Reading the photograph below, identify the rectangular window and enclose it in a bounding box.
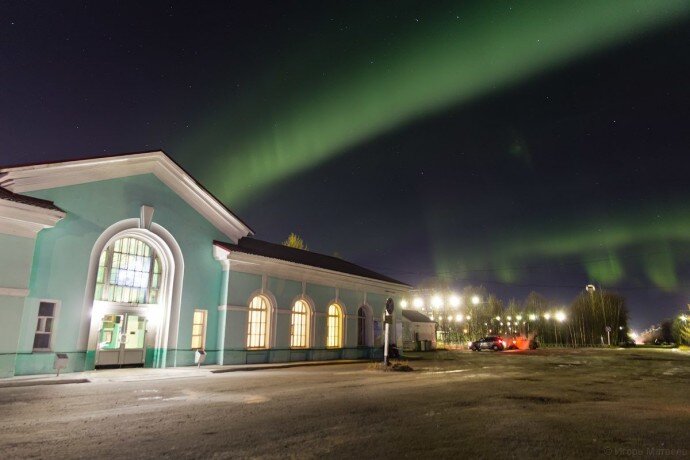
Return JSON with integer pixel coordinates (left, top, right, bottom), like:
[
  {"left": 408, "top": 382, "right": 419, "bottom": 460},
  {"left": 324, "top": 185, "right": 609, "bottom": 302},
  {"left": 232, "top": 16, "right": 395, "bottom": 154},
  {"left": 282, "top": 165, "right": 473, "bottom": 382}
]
[
  {"left": 191, "top": 309, "right": 207, "bottom": 350},
  {"left": 33, "top": 301, "right": 56, "bottom": 351}
]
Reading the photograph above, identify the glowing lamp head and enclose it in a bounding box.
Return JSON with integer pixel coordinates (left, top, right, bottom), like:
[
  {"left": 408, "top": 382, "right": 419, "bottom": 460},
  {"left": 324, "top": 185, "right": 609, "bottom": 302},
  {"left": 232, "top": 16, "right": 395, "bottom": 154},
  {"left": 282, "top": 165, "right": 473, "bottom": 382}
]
[
  {"left": 516, "top": 315, "right": 522, "bottom": 321},
  {"left": 471, "top": 295, "right": 480, "bottom": 305},
  {"left": 449, "top": 295, "right": 461, "bottom": 309},
  {"left": 495, "top": 316, "right": 501, "bottom": 321},
  {"left": 432, "top": 295, "right": 443, "bottom": 309},
  {"left": 466, "top": 315, "right": 471, "bottom": 320},
  {"left": 413, "top": 297, "right": 424, "bottom": 309},
  {"left": 529, "top": 314, "right": 537, "bottom": 321},
  {"left": 400, "top": 299, "right": 408, "bottom": 309},
  {"left": 555, "top": 311, "right": 566, "bottom": 322},
  {"left": 544, "top": 313, "right": 551, "bottom": 320}
]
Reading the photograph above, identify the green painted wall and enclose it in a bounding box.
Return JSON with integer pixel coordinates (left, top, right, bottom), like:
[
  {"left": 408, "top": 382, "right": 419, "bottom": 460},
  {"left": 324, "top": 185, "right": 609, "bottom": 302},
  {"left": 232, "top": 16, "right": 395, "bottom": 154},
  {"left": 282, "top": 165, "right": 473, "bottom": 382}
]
[
  {"left": 0, "top": 234, "right": 36, "bottom": 289},
  {"left": 267, "top": 276, "right": 302, "bottom": 308},
  {"left": 0, "top": 234, "right": 37, "bottom": 377},
  {"left": 220, "top": 271, "right": 407, "bottom": 354},
  {"left": 0, "top": 296, "right": 25, "bottom": 377},
  {"left": 14, "top": 174, "right": 229, "bottom": 375}
]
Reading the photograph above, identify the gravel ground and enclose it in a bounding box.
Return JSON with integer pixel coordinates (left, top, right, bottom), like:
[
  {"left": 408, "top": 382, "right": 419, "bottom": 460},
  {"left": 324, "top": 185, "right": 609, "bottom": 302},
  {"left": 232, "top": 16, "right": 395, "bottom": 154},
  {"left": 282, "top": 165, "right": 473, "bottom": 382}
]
[{"left": 1, "top": 348, "right": 688, "bottom": 459}]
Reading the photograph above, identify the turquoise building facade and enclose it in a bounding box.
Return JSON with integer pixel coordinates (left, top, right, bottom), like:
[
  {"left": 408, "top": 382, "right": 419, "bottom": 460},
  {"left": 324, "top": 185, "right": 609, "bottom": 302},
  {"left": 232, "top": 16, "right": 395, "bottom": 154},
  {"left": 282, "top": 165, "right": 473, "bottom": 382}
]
[{"left": 0, "top": 151, "right": 409, "bottom": 377}]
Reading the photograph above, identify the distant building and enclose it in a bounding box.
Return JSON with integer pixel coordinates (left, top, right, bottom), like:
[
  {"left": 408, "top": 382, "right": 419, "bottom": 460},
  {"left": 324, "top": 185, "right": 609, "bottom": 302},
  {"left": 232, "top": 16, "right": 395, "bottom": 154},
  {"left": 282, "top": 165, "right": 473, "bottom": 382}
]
[
  {"left": 401, "top": 309, "right": 436, "bottom": 351},
  {"left": 0, "top": 150, "right": 410, "bottom": 377}
]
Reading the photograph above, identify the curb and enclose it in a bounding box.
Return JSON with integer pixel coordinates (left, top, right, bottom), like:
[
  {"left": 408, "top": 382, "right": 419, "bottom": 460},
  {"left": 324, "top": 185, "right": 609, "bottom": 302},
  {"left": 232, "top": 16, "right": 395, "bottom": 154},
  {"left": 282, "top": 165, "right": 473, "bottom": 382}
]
[
  {"left": 211, "top": 359, "right": 367, "bottom": 373},
  {"left": 0, "top": 378, "right": 90, "bottom": 389}
]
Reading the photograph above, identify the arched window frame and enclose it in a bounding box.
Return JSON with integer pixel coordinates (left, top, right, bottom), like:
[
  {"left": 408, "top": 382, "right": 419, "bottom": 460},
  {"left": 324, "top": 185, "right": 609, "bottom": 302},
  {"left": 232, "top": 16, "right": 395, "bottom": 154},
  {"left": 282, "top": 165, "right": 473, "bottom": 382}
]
[
  {"left": 326, "top": 304, "right": 344, "bottom": 348},
  {"left": 290, "top": 299, "right": 311, "bottom": 348},
  {"left": 357, "top": 306, "right": 367, "bottom": 347},
  {"left": 94, "top": 236, "right": 162, "bottom": 305},
  {"left": 247, "top": 295, "right": 271, "bottom": 349}
]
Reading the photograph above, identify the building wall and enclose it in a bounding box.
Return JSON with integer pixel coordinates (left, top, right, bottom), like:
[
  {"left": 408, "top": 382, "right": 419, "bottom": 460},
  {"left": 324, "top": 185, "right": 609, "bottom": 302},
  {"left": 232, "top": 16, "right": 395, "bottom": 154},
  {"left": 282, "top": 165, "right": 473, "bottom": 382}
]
[
  {"left": 402, "top": 319, "right": 437, "bottom": 351},
  {"left": 219, "top": 267, "right": 407, "bottom": 365},
  {"left": 13, "top": 174, "right": 228, "bottom": 375},
  {"left": 0, "top": 173, "right": 410, "bottom": 376},
  {"left": 0, "top": 234, "right": 37, "bottom": 377}
]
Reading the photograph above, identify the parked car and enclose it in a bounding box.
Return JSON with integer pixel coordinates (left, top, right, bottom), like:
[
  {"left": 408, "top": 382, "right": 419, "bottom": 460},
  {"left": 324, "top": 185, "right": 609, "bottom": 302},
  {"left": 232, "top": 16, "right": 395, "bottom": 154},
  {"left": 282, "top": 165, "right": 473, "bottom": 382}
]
[
  {"left": 618, "top": 338, "right": 636, "bottom": 348},
  {"left": 469, "top": 336, "right": 506, "bottom": 351}
]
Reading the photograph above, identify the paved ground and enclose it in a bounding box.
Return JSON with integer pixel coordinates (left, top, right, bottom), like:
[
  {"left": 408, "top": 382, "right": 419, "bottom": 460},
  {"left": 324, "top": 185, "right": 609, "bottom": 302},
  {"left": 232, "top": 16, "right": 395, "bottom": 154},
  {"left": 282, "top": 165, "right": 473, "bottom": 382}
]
[{"left": 1, "top": 348, "right": 689, "bottom": 459}]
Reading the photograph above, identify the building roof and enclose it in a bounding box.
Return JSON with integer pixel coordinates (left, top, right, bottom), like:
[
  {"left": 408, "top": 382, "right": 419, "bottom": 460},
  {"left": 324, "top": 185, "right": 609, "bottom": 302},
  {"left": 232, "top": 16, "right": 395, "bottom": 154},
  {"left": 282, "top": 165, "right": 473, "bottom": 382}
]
[
  {"left": 0, "top": 150, "right": 253, "bottom": 241},
  {"left": 0, "top": 186, "right": 64, "bottom": 212},
  {"left": 402, "top": 309, "right": 435, "bottom": 323},
  {"left": 214, "top": 237, "right": 410, "bottom": 287}
]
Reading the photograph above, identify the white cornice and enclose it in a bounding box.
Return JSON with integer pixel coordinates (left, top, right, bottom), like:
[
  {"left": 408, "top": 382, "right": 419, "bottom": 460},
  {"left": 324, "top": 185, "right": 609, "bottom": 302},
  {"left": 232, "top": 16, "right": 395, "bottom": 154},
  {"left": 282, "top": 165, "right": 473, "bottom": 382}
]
[
  {"left": 0, "top": 151, "right": 253, "bottom": 243},
  {"left": 0, "top": 287, "right": 30, "bottom": 297},
  {"left": 0, "top": 199, "right": 65, "bottom": 238},
  {"left": 219, "top": 251, "right": 410, "bottom": 295}
]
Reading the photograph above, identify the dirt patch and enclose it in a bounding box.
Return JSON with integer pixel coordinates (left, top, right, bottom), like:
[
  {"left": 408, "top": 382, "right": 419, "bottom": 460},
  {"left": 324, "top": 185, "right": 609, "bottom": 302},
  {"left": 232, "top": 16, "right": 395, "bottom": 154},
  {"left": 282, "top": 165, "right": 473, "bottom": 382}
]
[{"left": 505, "top": 395, "right": 572, "bottom": 404}]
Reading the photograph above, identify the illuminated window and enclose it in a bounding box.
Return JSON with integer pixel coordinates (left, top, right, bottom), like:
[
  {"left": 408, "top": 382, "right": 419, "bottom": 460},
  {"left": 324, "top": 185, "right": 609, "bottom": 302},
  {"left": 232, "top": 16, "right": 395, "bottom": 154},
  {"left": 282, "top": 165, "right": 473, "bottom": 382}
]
[
  {"left": 191, "top": 309, "right": 207, "bottom": 350},
  {"left": 291, "top": 300, "right": 309, "bottom": 348},
  {"left": 247, "top": 296, "right": 269, "bottom": 348},
  {"left": 94, "top": 237, "right": 161, "bottom": 304},
  {"left": 33, "top": 301, "right": 57, "bottom": 351},
  {"left": 326, "top": 304, "right": 343, "bottom": 348}
]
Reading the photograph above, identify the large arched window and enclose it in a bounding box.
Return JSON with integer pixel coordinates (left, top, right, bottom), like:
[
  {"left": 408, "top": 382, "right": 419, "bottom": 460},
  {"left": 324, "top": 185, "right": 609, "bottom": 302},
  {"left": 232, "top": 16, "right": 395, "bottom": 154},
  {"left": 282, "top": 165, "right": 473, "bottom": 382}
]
[
  {"left": 290, "top": 300, "right": 310, "bottom": 348},
  {"left": 94, "top": 237, "right": 162, "bottom": 304},
  {"left": 247, "top": 296, "right": 269, "bottom": 348},
  {"left": 326, "top": 304, "right": 343, "bottom": 348},
  {"left": 357, "top": 307, "right": 367, "bottom": 346}
]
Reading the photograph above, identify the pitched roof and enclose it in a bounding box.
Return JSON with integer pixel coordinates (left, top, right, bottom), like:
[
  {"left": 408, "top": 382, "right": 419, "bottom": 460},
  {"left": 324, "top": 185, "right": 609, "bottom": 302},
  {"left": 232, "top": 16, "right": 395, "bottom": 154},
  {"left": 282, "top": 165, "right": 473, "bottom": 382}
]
[
  {"left": 402, "top": 309, "right": 435, "bottom": 323},
  {"left": 0, "top": 186, "right": 64, "bottom": 212},
  {"left": 214, "top": 237, "right": 410, "bottom": 287},
  {"left": 0, "top": 150, "right": 253, "bottom": 241}
]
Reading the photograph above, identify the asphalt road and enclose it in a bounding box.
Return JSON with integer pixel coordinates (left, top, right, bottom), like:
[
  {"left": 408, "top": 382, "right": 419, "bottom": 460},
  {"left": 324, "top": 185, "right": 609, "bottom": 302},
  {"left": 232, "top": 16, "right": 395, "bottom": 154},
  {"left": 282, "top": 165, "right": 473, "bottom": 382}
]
[{"left": 1, "top": 348, "right": 689, "bottom": 459}]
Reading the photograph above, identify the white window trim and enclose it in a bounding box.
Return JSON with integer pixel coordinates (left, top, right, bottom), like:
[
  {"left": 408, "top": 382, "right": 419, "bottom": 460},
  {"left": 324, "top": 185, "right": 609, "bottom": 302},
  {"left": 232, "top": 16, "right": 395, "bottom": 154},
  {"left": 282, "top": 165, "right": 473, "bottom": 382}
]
[
  {"left": 326, "top": 303, "right": 344, "bottom": 349},
  {"left": 246, "top": 295, "right": 271, "bottom": 349},
  {"left": 33, "top": 299, "right": 61, "bottom": 353},
  {"left": 290, "top": 299, "right": 311, "bottom": 349}
]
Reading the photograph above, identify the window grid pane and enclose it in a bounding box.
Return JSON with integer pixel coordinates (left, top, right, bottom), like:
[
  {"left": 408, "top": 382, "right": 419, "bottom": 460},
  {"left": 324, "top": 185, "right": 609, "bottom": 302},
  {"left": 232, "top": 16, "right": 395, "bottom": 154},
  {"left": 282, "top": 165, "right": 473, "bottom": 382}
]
[
  {"left": 33, "top": 302, "right": 56, "bottom": 351},
  {"left": 191, "top": 309, "right": 207, "bottom": 350},
  {"left": 247, "top": 297, "right": 268, "bottom": 348},
  {"left": 95, "top": 237, "right": 161, "bottom": 304},
  {"left": 291, "top": 300, "right": 308, "bottom": 348},
  {"left": 327, "top": 304, "right": 342, "bottom": 348}
]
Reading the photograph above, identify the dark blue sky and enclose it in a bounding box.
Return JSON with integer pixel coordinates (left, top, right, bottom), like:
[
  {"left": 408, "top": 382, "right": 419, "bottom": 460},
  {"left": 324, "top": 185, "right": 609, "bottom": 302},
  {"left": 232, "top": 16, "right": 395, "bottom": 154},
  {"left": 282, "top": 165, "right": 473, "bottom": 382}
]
[{"left": 2, "top": 1, "right": 689, "bottom": 330}]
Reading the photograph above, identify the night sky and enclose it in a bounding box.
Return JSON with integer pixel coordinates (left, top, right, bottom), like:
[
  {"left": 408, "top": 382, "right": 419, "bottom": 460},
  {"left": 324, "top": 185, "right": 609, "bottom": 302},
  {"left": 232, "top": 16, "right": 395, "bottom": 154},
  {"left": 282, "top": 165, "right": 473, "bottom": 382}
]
[{"left": 2, "top": 1, "right": 690, "bottom": 329}]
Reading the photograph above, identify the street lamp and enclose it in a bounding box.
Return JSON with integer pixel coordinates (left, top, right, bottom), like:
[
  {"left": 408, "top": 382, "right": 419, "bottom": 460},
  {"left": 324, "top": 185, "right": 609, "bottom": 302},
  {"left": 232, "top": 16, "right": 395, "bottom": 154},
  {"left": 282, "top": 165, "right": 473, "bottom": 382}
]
[
  {"left": 413, "top": 297, "right": 424, "bottom": 309},
  {"left": 471, "top": 295, "right": 481, "bottom": 305},
  {"left": 449, "top": 295, "right": 461, "bottom": 309},
  {"left": 555, "top": 311, "right": 566, "bottom": 323},
  {"left": 544, "top": 313, "right": 551, "bottom": 320},
  {"left": 400, "top": 299, "right": 408, "bottom": 309},
  {"left": 432, "top": 295, "right": 443, "bottom": 310}
]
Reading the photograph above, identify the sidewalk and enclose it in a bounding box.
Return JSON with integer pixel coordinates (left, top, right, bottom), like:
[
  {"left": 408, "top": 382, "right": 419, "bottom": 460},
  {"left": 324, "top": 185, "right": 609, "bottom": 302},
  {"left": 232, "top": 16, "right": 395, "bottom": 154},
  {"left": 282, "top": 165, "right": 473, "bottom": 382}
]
[{"left": 0, "top": 359, "right": 368, "bottom": 389}]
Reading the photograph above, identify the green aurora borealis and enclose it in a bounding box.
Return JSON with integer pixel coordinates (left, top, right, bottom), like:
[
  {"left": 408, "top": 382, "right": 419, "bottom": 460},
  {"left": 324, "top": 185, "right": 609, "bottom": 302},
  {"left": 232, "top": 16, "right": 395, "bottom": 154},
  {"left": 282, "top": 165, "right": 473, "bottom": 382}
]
[
  {"left": 3, "top": 0, "right": 690, "bottom": 326},
  {"left": 179, "top": 0, "right": 689, "bottom": 206},
  {"left": 174, "top": 0, "right": 690, "bottom": 294}
]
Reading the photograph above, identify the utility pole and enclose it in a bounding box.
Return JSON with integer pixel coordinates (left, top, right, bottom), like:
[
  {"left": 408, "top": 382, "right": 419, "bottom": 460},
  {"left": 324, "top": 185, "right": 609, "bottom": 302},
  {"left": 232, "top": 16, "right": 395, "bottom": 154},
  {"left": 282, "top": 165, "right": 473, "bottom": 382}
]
[{"left": 383, "top": 298, "right": 394, "bottom": 366}]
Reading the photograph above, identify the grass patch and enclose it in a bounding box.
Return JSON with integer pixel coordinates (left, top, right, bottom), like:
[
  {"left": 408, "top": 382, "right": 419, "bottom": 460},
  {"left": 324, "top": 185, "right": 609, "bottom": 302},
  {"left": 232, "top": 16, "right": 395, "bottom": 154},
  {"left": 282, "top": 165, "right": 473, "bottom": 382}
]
[{"left": 368, "top": 360, "right": 414, "bottom": 372}]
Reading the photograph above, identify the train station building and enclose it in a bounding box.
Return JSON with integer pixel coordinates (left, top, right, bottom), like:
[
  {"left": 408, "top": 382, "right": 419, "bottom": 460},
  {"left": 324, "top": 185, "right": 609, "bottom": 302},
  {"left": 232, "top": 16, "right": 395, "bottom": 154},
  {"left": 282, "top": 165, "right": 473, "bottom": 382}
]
[{"left": 0, "top": 151, "right": 409, "bottom": 377}]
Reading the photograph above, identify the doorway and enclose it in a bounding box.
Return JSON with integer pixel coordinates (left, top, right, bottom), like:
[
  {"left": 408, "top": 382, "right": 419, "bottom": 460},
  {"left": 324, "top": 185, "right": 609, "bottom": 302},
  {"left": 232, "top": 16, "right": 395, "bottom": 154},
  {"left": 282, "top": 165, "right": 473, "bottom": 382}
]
[{"left": 95, "top": 313, "right": 147, "bottom": 368}]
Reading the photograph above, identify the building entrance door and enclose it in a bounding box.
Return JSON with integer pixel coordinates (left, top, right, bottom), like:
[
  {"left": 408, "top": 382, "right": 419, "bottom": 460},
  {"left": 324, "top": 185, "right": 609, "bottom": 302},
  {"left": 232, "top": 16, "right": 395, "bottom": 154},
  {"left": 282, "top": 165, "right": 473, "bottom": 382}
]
[{"left": 95, "top": 313, "right": 147, "bottom": 368}]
